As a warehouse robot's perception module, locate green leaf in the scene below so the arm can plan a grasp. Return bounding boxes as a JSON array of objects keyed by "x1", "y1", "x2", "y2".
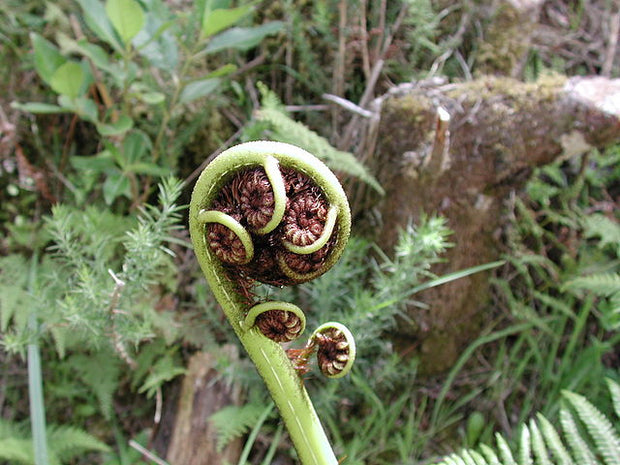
[
  {"x1": 125, "y1": 162, "x2": 169, "y2": 176},
  {"x1": 202, "y1": 4, "x2": 254, "y2": 38},
  {"x1": 31, "y1": 33, "x2": 65, "y2": 85},
  {"x1": 123, "y1": 130, "x2": 152, "y2": 163},
  {"x1": 203, "y1": 63, "x2": 237, "y2": 78},
  {"x1": 179, "y1": 78, "x2": 221, "y2": 104},
  {"x1": 133, "y1": 14, "x2": 178, "y2": 69},
  {"x1": 204, "y1": 21, "x2": 284, "y2": 54},
  {"x1": 96, "y1": 115, "x2": 134, "y2": 136},
  {"x1": 103, "y1": 172, "x2": 130, "y2": 205},
  {"x1": 137, "y1": 91, "x2": 166, "y2": 104},
  {"x1": 74, "y1": 0, "x2": 123, "y2": 51},
  {"x1": 50, "y1": 61, "x2": 85, "y2": 98},
  {"x1": 129, "y1": 81, "x2": 166, "y2": 105},
  {"x1": 56, "y1": 34, "x2": 115, "y2": 74},
  {"x1": 70, "y1": 151, "x2": 117, "y2": 173},
  {"x1": 57, "y1": 96, "x2": 99, "y2": 122},
  {"x1": 11, "y1": 102, "x2": 67, "y2": 114},
  {"x1": 105, "y1": 0, "x2": 145, "y2": 45}
]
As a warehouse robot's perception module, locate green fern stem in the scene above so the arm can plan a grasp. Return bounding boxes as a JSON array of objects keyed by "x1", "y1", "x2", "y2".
[{"x1": 189, "y1": 141, "x2": 352, "y2": 464}]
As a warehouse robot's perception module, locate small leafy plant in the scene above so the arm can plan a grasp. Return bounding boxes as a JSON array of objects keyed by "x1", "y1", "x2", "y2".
[{"x1": 11, "y1": 0, "x2": 283, "y2": 205}]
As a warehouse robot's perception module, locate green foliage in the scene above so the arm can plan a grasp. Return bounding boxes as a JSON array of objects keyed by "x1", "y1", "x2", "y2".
[
  {"x1": 210, "y1": 401, "x2": 274, "y2": 453},
  {"x1": 131, "y1": 340, "x2": 186, "y2": 398},
  {"x1": 66, "y1": 351, "x2": 122, "y2": 420},
  {"x1": 0, "y1": 418, "x2": 110, "y2": 465},
  {"x1": 250, "y1": 85, "x2": 384, "y2": 194},
  {"x1": 434, "y1": 380, "x2": 620, "y2": 465},
  {"x1": 486, "y1": 147, "x2": 620, "y2": 425},
  {"x1": 26, "y1": 177, "x2": 185, "y2": 357},
  {"x1": 10, "y1": 0, "x2": 283, "y2": 205}
]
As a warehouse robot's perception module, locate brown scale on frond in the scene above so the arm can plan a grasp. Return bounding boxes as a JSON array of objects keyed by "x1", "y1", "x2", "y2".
[
  {"x1": 254, "y1": 310, "x2": 304, "y2": 343},
  {"x1": 205, "y1": 164, "x2": 338, "y2": 290},
  {"x1": 316, "y1": 329, "x2": 351, "y2": 378},
  {"x1": 232, "y1": 169, "x2": 275, "y2": 230},
  {"x1": 283, "y1": 191, "x2": 328, "y2": 246},
  {"x1": 207, "y1": 221, "x2": 247, "y2": 264}
]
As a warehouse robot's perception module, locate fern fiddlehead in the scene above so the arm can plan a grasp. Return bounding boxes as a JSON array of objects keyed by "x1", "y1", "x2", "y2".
[{"x1": 189, "y1": 141, "x2": 355, "y2": 464}]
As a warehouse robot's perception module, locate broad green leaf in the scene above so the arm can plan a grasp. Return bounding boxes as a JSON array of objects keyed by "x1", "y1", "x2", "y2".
[
  {"x1": 96, "y1": 115, "x2": 134, "y2": 136},
  {"x1": 31, "y1": 33, "x2": 65, "y2": 85},
  {"x1": 203, "y1": 63, "x2": 237, "y2": 78},
  {"x1": 106, "y1": 0, "x2": 145, "y2": 45},
  {"x1": 125, "y1": 162, "x2": 169, "y2": 176},
  {"x1": 74, "y1": 0, "x2": 124, "y2": 52},
  {"x1": 202, "y1": 4, "x2": 254, "y2": 38},
  {"x1": 129, "y1": 81, "x2": 166, "y2": 104},
  {"x1": 204, "y1": 21, "x2": 284, "y2": 54},
  {"x1": 50, "y1": 61, "x2": 85, "y2": 98},
  {"x1": 11, "y1": 102, "x2": 67, "y2": 114},
  {"x1": 56, "y1": 33, "x2": 114, "y2": 74},
  {"x1": 58, "y1": 96, "x2": 99, "y2": 123},
  {"x1": 70, "y1": 151, "x2": 117, "y2": 173},
  {"x1": 179, "y1": 78, "x2": 221, "y2": 104},
  {"x1": 137, "y1": 92, "x2": 166, "y2": 105},
  {"x1": 133, "y1": 14, "x2": 178, "y2": 69},
  {"x1": 103, "y1": 172, "x2": 130, "y2": 205},
  {"x1": 123, "y1": 130, "x2": 152, "y2": 163}
]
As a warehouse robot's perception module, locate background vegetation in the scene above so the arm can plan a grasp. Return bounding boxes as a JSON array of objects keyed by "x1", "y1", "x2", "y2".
[{"x1": 0, "y1": 0, "x2": 618, "y2": 464}]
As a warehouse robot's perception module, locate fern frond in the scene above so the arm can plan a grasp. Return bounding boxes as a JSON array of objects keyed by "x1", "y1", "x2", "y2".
[
  {"x1": 536, "y1": 412, "x2": 574, "y2": 464},
  {"x1": 439, "y1": 454, "x2": 468, "y2": 465},
  {"x1": 562, "y1": 390, "x2": 620, "y2": 465},
  {"x1": 582, "y1": 213, "x2": 620, "y2": 253},
  {"x1": 559, "y1": 408, "x2": 597, "y2": 465},
  {"x1": 0, "y1": 254, "x2": 31, "y2": 333},
  {"x1": 517, "y1": 424, "x2": 533, "y2": 465},
  {"x1": 607, "y1": 378, "x2": 620, "y2": 419},
  {"x1": 528, "y1": 418, "x2": 552, "y2": 465},
  {"x1": 209, "y1": 402, "x2": 272, "y2": 452},
  {"x1": 0, "y1": 437, "x2": 33, "y2": 464},
  {"x1": 68, "y1": 352, "x2": 121, "y2": 419},
  {"x1": 564, "y1": 272, "x2": 620, "y2": 297},
  {"x1": 254, "y1": 108, "x2": 384, "y2": 194},
  {"x1": 478, "y1": 443, "x2": 501, "y2": 465},
  {"x1": 467, "y1": 449, "x2": 489, "y2": 465},
  {"x1": 47, "y1": 424, "x2": 110, "y2": 462},
  {"x1": 494, "y1": 432, "x2": 517, "y2": 465}
]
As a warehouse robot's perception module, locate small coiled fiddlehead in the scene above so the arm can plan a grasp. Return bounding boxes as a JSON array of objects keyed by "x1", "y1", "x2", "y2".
[{"x1": 189, "y1": 141, "x2": 355, "y2": 465}]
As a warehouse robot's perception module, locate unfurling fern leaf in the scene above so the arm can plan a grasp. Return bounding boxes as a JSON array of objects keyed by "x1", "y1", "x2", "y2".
[{"x1": 434, "y1": 379, "x2": 620, "y2": 465}]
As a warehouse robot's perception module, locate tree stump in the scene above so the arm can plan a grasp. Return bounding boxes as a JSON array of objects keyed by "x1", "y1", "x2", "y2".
[
  {"x1": 152, "y1": 346, "x2": 243, "y2": 464},
  {"x1": 364, "y1": 75, "x2": 620, "y2": 373}
]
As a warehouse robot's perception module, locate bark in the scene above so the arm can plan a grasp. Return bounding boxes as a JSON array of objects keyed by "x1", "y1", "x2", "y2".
[
  {"x1": 151, "y1": 346, "x2": 243, "y2": 464},
  {"x1": 363, "y1": 75, "x2": 620, "y2": 374}
]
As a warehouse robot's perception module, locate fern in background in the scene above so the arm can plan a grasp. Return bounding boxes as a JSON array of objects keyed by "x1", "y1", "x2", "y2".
[
  {"x1": 250, "y1": 84, "x2": 384, "y2": 195},
  {"x1": 40, "y1": 177, "x2": 185, "y2": 359},
  {"x1": 0, "y1": 419, "x2": 110, "y2": 465},
  {"x1": 434, "y1": 379, "x2": 620, "y2": 465}
]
